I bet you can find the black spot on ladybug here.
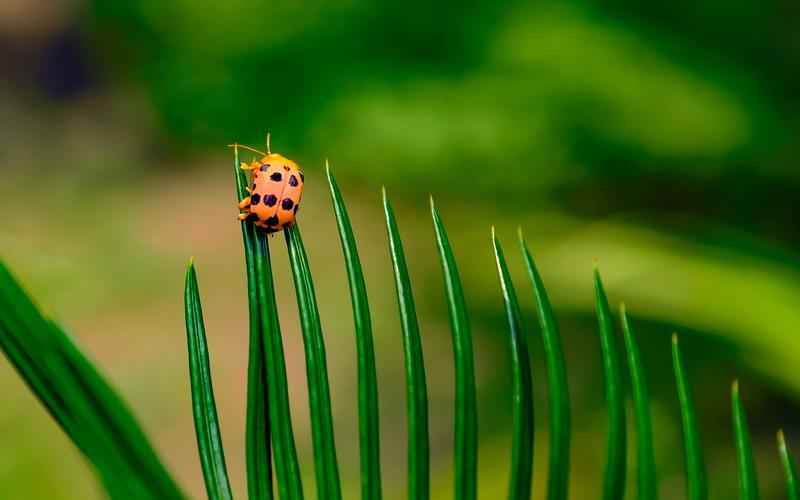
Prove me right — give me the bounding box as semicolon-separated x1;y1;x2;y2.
260;164;270;172
299;172;305;182
266;215;279;226
293;204;299;214
265;194;278;207
247;213;259;222
250;193;261;205
283;165;290;171
270;172;283;182
289;175;299;187
281;198;294;210
252;183;257;190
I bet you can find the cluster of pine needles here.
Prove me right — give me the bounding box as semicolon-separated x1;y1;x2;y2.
0;147;797;500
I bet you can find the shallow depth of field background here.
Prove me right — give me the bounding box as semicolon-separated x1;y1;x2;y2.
1;1;799;498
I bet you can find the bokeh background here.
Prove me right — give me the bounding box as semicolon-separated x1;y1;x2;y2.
1;0;799;498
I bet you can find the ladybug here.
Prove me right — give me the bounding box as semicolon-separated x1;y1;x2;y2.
232;139;304;234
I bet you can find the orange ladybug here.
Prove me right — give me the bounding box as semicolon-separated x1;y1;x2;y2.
232;138;304;234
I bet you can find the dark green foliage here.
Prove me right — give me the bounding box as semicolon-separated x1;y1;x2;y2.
492;230;534;500
86;0;800;230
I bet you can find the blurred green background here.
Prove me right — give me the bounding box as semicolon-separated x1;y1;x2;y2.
1;0;799;498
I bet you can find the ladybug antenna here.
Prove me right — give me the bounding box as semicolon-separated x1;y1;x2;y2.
228;143;266;156
266;132;271;154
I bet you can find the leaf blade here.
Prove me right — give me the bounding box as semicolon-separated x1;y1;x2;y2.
0;260;185;500
383;190;430;500
431;199;478;500
52;320;187;499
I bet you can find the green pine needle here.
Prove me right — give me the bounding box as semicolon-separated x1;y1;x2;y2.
234;148;304;500
778;430;799;500
383;189;430;500
672;334;707;500
518;231;570;500
492;229;534;500
285;224;343;500
327;165;382;500
184;262;235;500
593;269;626;500
431;198;478;500
233;147;274;500
732;381;759;500
621;305;658;500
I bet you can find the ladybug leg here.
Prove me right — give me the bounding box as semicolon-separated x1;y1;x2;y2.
238;195;251;211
